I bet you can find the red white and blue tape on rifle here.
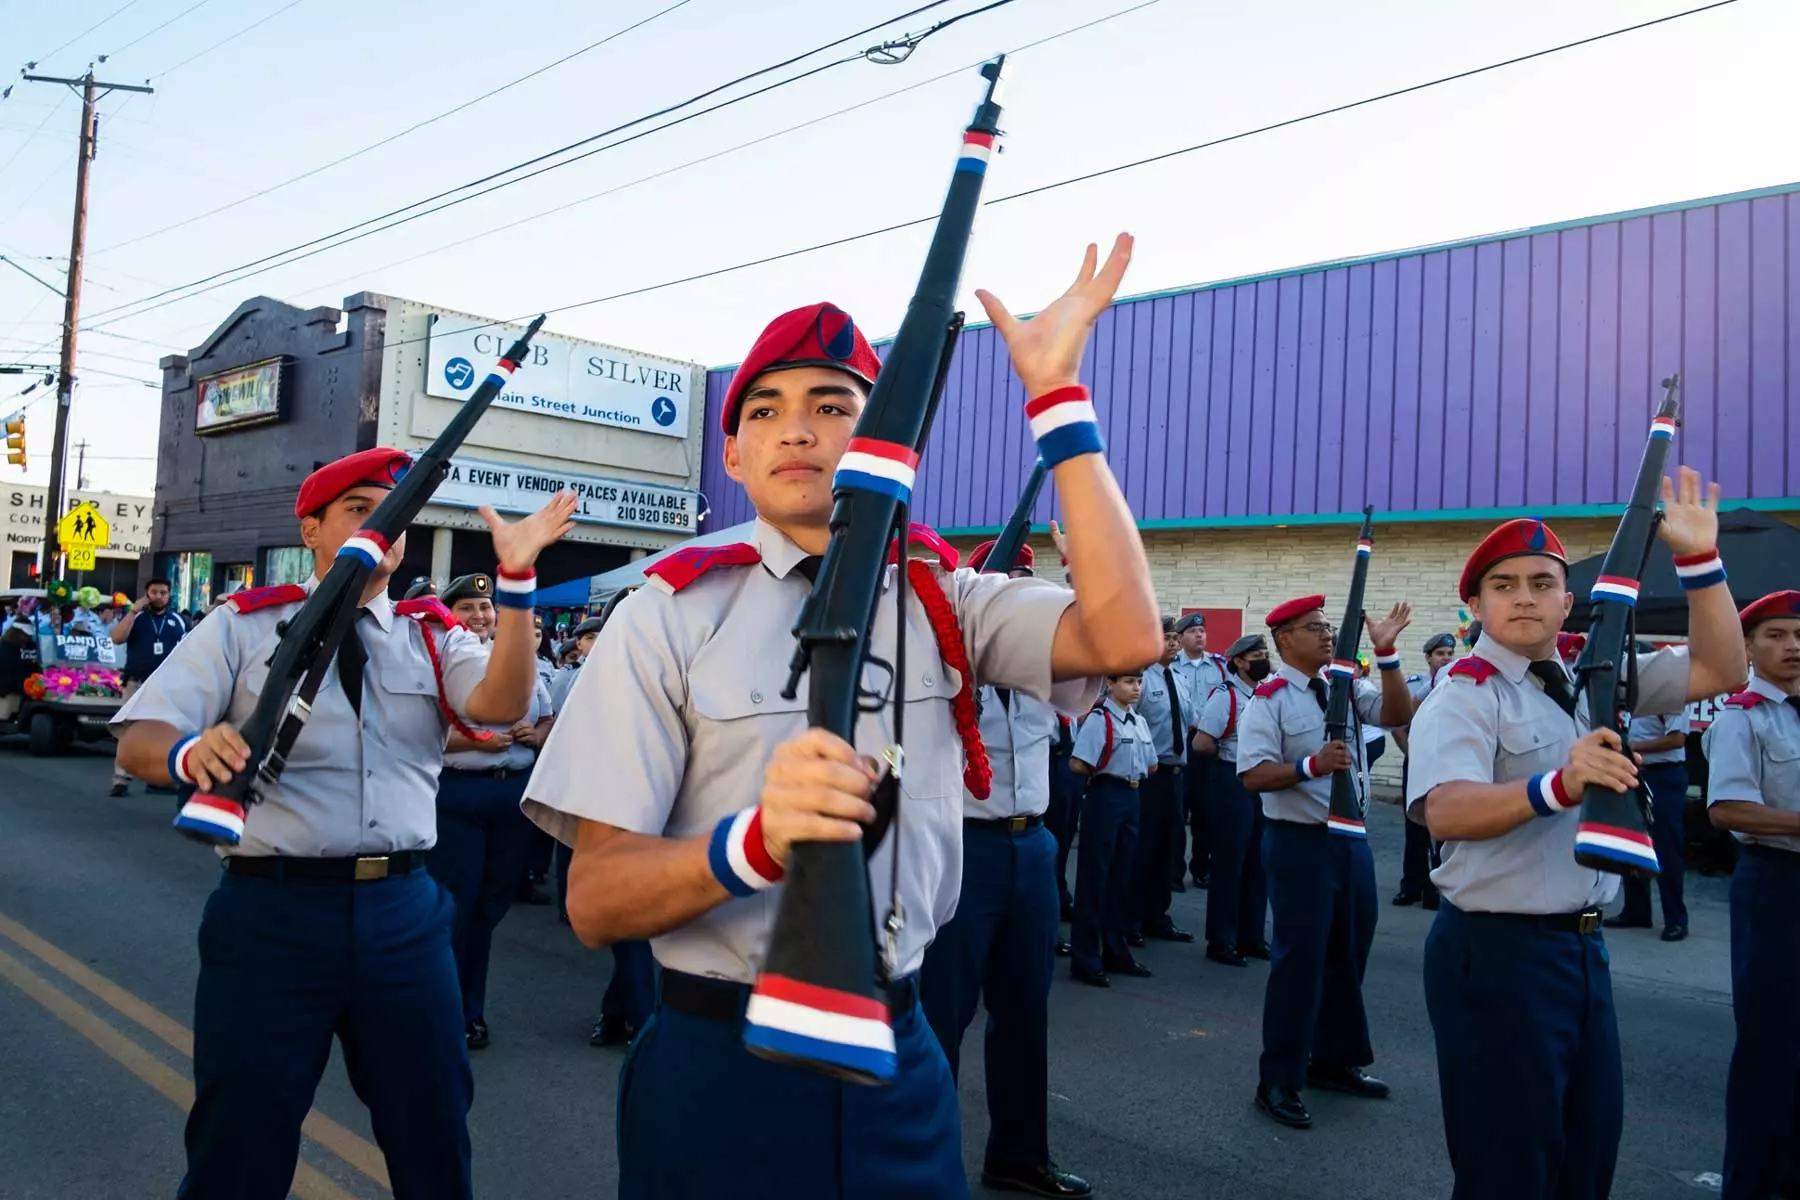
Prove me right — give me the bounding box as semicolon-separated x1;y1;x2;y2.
834;438;919;503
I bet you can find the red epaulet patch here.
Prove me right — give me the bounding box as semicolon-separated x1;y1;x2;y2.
1448;655;1500;683
224;584;308;614
1723;691;1767;709
643;543;761;592
887;523;960;571
395;597;463;628
1253;677;1289;699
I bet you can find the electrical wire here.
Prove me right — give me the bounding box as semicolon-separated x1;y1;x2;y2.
103;0;218;59
149;0;311;79
96;0;700;252
0;94;71;178
19;0;144;72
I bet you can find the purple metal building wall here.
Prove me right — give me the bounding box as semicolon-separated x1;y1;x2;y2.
699;183;1799;533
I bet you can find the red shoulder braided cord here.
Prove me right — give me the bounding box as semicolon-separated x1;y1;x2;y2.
415;620;494;743
905;558;991;800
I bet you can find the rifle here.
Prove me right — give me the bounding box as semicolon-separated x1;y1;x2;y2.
173;317;548;846
980;460;1048;576
741;57;1008;1086
1571;376;1681;877
1323;506;1375;838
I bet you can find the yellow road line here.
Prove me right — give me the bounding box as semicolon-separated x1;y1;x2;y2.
0;909;392;1192
0;943;358;1200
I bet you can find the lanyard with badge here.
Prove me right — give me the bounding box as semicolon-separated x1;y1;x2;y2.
148;611;174;657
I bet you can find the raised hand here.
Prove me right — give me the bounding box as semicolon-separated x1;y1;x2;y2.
1656;466;1722;557
977;234;1133;397
1364;602;1414;651
481;491;578;575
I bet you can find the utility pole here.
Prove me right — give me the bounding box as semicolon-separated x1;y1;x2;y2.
74;439;89;490
22;67;152;578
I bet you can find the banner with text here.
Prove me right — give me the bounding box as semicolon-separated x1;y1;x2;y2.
425;314;697;439
427;455;699;534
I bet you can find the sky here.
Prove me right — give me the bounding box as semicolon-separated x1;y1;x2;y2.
0;0;1792;499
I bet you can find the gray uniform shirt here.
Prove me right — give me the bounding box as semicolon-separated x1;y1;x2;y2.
1236;660;1384;824
1171;651;1230;714
1704;675;1800;855
522;519;1097;984
967;685;1057;820
1406;632;1690;913
1071;699;1154;782
1197;674;1257;763
443;662;553;772
1628;710;1691;766
111;582;488;858
548;663;581;713
1139;661;1199;766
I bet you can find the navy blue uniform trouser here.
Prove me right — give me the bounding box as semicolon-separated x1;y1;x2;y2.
1618;762;1690;929
1724;848;1800;1200
921;822;1058;1172
1398;757;1441;901
427;767;539;1024
1423;902;1621;1200
1135;768;1184;934
180;871;472;1200
1205;757;1266;951
1260;820;1376;1091
618;978;965;1198
1071;776;1140;974
1047;752;1081;911
554;840;656;1026
1186;751;1212;881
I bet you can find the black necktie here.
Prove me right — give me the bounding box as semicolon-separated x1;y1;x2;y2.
1307;678;1328;713
1528;660;1579;718
338;614;368;717
1163;665;1184;756
1787;696;1800;718
793;555;823;583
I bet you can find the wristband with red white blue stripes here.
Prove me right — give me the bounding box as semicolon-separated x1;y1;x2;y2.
1024;385;1105;468
167;734;200;787
1526;770;1574;817
1673;549;1727;592
494;566;536;610
708;807;785;898
1373;646;1401;671
1296;755;1321;781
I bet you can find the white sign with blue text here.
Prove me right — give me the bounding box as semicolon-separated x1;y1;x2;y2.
424;313;696;439
428;455;699;534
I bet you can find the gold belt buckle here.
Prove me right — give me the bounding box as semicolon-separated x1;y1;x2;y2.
1577;910;1601;934
354;856;390;882
1007;814;1028;834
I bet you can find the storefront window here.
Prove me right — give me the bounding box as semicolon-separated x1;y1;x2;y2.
262;547;312;587
169;551;213;614
221;563;255;597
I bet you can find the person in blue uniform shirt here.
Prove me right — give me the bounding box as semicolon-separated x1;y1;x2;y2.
920;538;1091;1199
427;572;558;1050
1607;638;1692;941
521;240;1160;1200
1191;632;1271;966
108;577;188;797
1069;673;1157;986
548;613;603;712
1703;589;1800;1200
1171;612;1229;888
1237;591;1416;1129
111;447;576;1200
1407;480;1743;1200
1392;632;1459;907
1132;616;1198;944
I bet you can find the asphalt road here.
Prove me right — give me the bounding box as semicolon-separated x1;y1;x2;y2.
0;740;1737;1200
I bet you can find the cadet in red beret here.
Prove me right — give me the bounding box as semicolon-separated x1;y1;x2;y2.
1235;589;1415;1128
967;539;1035;574
1408;470;1747;1200
113;445;576;1199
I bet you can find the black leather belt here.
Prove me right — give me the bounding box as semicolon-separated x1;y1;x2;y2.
660;969;918;1023
1743;843;1800;865
224;850;428;882
446;764;526;780
1090;776;1140;790
1161;762;1183;774
1457;905;1605;935
966;813;1044;834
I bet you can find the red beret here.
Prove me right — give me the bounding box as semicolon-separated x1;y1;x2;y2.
1740;590;1800;631
1556;632;1587;662
968;539;1034;572
295;448;412;518
1266;594;1327;628
720;302;880;435
1459;518;1568;600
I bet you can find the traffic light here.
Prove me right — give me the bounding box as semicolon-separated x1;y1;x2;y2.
3;414;23;467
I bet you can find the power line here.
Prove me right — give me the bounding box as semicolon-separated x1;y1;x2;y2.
0;94;70;178
81;0;991;327
104;0;218;59
149;0;311;79
18;0;144;72
97;0;700;252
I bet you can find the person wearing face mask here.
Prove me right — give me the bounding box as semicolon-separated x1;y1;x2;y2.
1391;633;1461;908
1192;633;1273;967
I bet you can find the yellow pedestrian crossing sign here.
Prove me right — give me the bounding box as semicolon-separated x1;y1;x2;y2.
58;501;110;549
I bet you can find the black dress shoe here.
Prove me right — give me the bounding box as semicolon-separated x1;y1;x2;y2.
1255;1084;1311;1129
1604;914;1652;930
1391;890;1420;907
1126;931;1145;949
1107;959;1152;978
108;782;128;798
1054;939;1072;957
1206;943;1247;967
1145;925;1196;943
980;1162;1093;1198
1306;1064;1389;1098
1661;925;1688;942
466;1019;490;1051
1239;941;1271;960
589;1015;637;1047
1071;966;1110;988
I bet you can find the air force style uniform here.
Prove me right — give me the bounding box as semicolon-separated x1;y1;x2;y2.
110;448;489;1200
1705;590;1800;1200
1616;704;1691;932
1068;696;1156;979
1397;634;1456;907
1196;635;1268;959
521;302;1097;1200
1406;519;1698;1200
547;614;604;712
1236;596;1388;1108
1171;618;1230;884
1135;652;1198;939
